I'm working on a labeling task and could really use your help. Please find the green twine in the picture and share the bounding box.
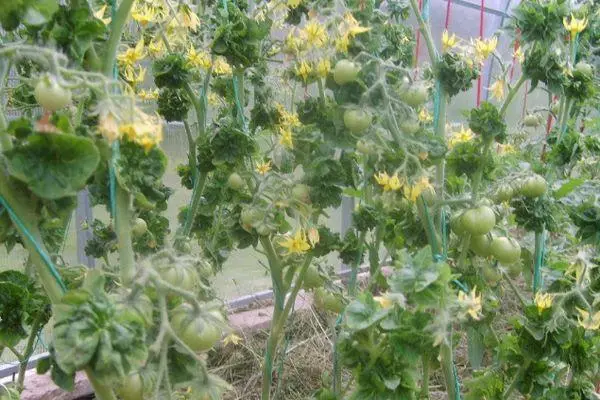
[533,229,545,294]
[108,0,120,219]
[0,196,67,293]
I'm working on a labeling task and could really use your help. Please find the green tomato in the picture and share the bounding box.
[399,83,428,107]
[490,237,521,265]
[118,373,143,400]
[461,206,496,235]
[302,265,325,290]
[523,114,541,127]
[292,184,311,203]
[519,175,547,198]
[157,263,198,292]
[240,207,264,227]
[34,75,72,111]
[313,288,344,313]
[171,305,223,352]
[343,109,372,134]
[482,265,501,285]
[227,173,245,190]
[132,218,148,237]
[399,119,420,135]
[494,184,514,203]
[356,139,377,155]
[333,59,360,85]
[507,261,522,278]
[471,234,492,257]
[450,213,466,236]
[575,62,593,77]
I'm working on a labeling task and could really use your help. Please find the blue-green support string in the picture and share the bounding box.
[0,196,67,293]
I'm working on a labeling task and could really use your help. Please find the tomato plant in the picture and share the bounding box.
[0,0,599,400]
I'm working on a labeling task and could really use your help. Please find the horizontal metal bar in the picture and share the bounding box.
[0,352,49,380]
[443,0,510,18]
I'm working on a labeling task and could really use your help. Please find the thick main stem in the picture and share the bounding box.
[102,0,135,76]
[0,60,12,152]
[115,187,135,285]
[180,173,208,238]
[261,251,313,400]
[499,75,527,117]
[532,230,545,294]
[434,90,448,238]
[440,340,459,400]
[502,360,530,400]
[420,354,431,399]
[409,0,438,63]
[17,312,44,390]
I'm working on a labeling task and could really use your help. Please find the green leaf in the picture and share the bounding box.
[6,134,100,200]
[345,295,390,331]
[22,0,59,26]
[554,178,585,199]
[37,357,51,374]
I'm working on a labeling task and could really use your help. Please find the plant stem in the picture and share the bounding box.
[17,313,44,390]
[409,0,438,63]
[180,173,208,238]
[102,0,135,76]
[502,272,528,308]
[557,99,572,144]
[260,253,313,400]
[502,360,530,400]
[420,353,431,399]
[317,79,326,106]
[440,340,459,400]
[0,60,12,151]
[434,89,448,235]
[115,186,135,285]
[183,120,198,184]
[499,75,527,117]
[532,229,545,294]
[471,139,493,201]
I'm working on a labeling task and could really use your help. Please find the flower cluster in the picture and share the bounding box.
[97,100,163,151]
[279,229,319,255]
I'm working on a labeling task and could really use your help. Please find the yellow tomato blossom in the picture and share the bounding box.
[213,57,233,75]
[513,47,525,63]
[404,176,433,203]
[223,333,243,346]
[207,92,222,106]
[458,287,482,320]
[123,65,146,85]
[287,0,302,9]
[474,36,498,61]
[138,89,159,101]
[302,19,327,48]
[131,4,157,27]
[255,160,272,175]
[340,12,371,38]
[418,108,432,123]
[498,143,516,155]
[187,47,211,70]
[275,103,301,129]
[563,14,588,39]
[577,308,600,331]
[178,4,201,31]
[448,125,474,149]
[307,227,320,247]
[117,39,146,66]
[489,79,505,101]
[374,171,402,192]
[279,128,294,149]
[335,35,350,53]
[316,59,331,78]
[284,29,304,55]
[374,294,393,309]
[442,30,458,53]
[295,60,313,82]
[148,39,165,58]
[279,230,311,254]
[98,112,120,143]
[534,292,554,314]
[93,5,111,25]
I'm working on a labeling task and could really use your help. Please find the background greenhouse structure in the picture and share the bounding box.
[0,0,563,380]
